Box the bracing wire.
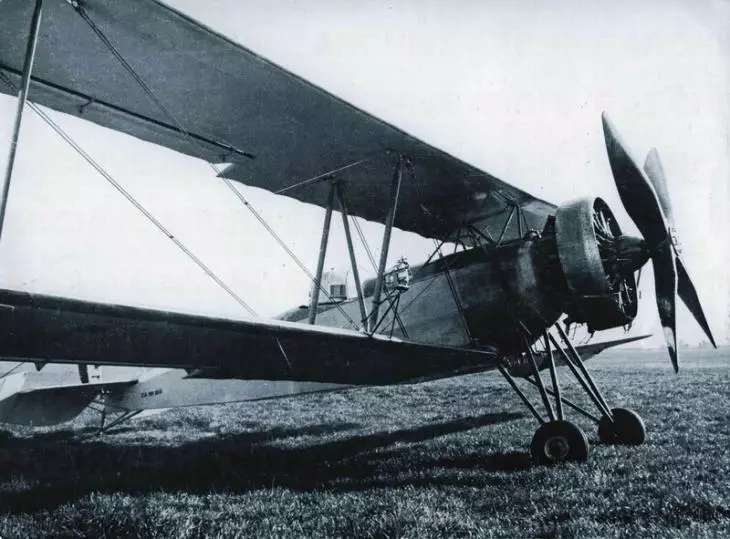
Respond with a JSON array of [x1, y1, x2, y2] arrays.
[[351, 215, 378, 273], [0, 69, 257, 316], [71, 3, 360, 329], [26, 98, 258, 318], [70, 3, 253, 162], [221, 179, 360, 329], [274, 154, 383, 195]]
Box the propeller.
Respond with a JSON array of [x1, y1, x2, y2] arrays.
[[643, 148, 717, 353], [601, 112, 716, 372]]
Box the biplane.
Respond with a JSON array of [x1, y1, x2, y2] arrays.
[[0, 0, 716, 464]]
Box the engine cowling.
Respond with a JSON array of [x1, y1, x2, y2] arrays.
[[553, 197, 638, 331]]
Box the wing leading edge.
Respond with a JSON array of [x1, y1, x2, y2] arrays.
[[0, 0, 554, 241], [0, 289, 497, 385]]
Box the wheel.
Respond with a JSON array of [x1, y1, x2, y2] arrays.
[[597, 407, 646, 445], [530, 420, 590, 465]]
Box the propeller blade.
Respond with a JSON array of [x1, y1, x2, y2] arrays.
[[643, 148, 675, 227], [642, 148, 716, 348], [601, 112, 668, 245], [653, 243, 678, 372], [676, 257, 717, 348], [78, 364, 89, 384], [602, 113, 717, 371]]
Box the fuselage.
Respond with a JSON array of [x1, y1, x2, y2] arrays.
[[279, 233, 565, 356]]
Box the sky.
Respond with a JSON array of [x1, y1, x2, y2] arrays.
[[0, 0, 728, 348]]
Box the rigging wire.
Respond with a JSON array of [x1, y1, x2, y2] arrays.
[[24, 97, 258, 318], [342, 165, 453, 324], [70, 3, 254, 162], [71, 3, 360, 329], [0, 69, 257, 316], [274, 153, 383, 195], [218, 179, 360, 329], [351, 214, 378, 273]]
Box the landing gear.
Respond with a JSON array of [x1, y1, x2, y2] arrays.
[[499, 325, 647, 465], [97, 410, 142, 434], [88, 402, 142, 435], [531, 420, 589, 465], [598, 407, 646, 445]]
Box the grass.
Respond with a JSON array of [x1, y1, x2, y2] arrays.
[[0, 349, 728, 538]]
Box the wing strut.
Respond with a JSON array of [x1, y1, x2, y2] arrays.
[[308, 182, 336, 324], [338, 185, 368, 326], [0, 0, 43, 244], [368, 156, 404, 332]]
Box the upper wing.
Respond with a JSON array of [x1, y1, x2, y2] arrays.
[[0, 288, 496, 385], [0, 0, 554, 241]]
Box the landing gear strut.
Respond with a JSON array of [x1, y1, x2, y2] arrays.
[[499, 324, 646, 465]]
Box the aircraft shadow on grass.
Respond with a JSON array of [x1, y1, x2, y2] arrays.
[[0, 411, 526, 512]]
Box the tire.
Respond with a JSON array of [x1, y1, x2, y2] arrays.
[[597, 407, 646, 445], [530, 420, 590, 465]]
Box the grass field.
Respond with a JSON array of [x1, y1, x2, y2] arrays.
[[0, 349, 728, 538]]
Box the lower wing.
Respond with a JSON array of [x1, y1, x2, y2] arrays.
[[0, 289, 497, 385]]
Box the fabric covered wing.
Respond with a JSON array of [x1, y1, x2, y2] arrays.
[[0, 0, 554, 240], [0, 289, 496, 385]]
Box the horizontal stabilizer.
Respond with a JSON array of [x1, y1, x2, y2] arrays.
[[0, 372, 136, 426], [105, 369, 351, 411], [574, 334, 652, 362]]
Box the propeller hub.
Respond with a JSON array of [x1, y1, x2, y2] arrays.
[[609, 235, 650, 275]]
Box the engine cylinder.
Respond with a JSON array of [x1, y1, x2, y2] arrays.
[[554, 198, 637, 331]]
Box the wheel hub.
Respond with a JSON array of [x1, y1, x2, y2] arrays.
[[544, 435, 570, 461], [531, 420, 590, 465]]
